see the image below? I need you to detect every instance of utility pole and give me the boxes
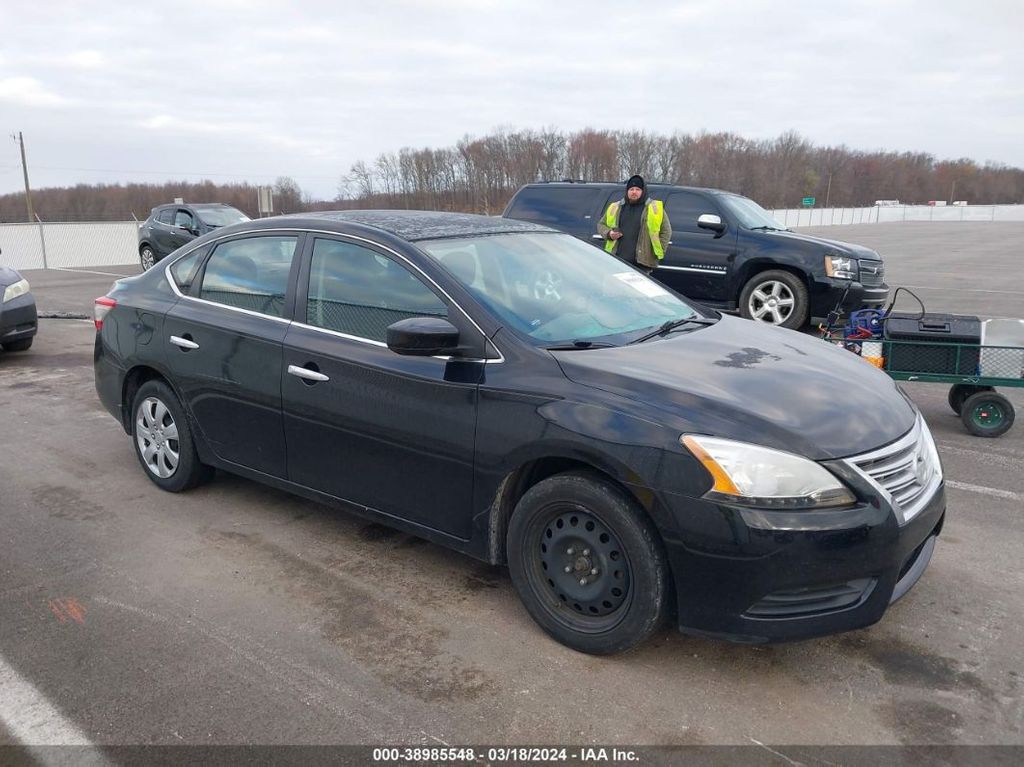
[824,171,833,209]
[12,131,35,223]
[949,178,956,205]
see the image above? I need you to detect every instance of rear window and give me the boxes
[505,187,602,228]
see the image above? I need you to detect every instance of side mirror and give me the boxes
[387,317,461,356]
[697,213,726,235]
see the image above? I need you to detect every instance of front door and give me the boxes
[657,191,737,303]
[282,236,481,539]
[163,233,300,477]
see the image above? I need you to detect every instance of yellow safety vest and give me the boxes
[603,199,665,259]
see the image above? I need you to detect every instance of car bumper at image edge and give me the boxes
[662,485,945,643]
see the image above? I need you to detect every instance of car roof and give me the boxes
[520,181,726,196]
[271,210,554,241]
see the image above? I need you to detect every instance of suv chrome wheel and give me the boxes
[135,396,179,478]
[747,280,795,325]
[140,246,156,271]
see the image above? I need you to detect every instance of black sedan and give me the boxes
[94,211,946,654]
[0,253,37,352]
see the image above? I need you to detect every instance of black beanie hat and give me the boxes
[626,174,645,191]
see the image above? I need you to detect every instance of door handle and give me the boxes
[591,234,604,240]
[287,364,329,383]
[169,335,199,350]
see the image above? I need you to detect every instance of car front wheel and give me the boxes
[739,270,809,329]
[132,380,212,491]
[507,471,669,655]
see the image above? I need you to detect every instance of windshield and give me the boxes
[196,206,250,227]
[718,194,787,230]
[419,232,702,346]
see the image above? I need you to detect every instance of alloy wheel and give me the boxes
[747,280,795,324]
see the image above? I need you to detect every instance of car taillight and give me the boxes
[94,297,117,330]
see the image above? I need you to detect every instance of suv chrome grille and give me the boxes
[844,416,942,525]
[860,260,885,286]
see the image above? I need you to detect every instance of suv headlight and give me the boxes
[682,435,856,509]
[824,254,858,280]
[3,278,30,303]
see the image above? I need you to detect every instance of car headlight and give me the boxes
[681,435,856,509]
[824,254,858,280]
[3,278,30,303]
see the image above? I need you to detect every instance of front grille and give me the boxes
[859,260,885,286]
[745,578,875,619]
[844,416,941,525]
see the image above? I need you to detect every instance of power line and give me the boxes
[29,164,343,181]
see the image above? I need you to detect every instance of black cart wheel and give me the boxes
[948,384,994,416]
[960,391,1014,437]
[506,471,669,655]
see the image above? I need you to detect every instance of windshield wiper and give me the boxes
[544,340,616,351]
[748,225,784,232]
[629,317,717,345]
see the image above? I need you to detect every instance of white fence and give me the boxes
[0,221,139,270]
[2,205,1023,269]
[769,204,1024,228]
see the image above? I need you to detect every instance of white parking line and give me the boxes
[945,480,1023,502]
[0,653,97,747]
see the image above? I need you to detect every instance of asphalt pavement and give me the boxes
[0,223,1021,752]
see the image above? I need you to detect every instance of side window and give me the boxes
[156,208,175,225]
[174,209,195,229]
[169,247,208,292]
[199,236,298,317]
[666,192,719,235]
[306,238,447,343]
[506,187,601,228]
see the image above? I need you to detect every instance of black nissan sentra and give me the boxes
[94,211,945,654]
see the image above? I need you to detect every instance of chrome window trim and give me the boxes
[164,226,504,363]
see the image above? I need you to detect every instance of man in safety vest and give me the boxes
[597,175,671,274]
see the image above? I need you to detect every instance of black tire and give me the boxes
[1,338,33,352]
[131,380,213,491]
[506,471,669,655]
[948,384,994,416]
[960,391,1014,438]
[739,269,809,330]
[140,245,157,271]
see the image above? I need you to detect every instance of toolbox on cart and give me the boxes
[883,312,982,375]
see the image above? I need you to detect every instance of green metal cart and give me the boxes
[824,335,1023,437]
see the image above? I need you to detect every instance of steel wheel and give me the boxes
[135,396,180,478]
[531,508,633,626]
[507,472,669,654]
[140,246,156,271]
[961,391,1014,437]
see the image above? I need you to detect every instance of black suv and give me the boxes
[504,182,889,329]
[137,203,249,270]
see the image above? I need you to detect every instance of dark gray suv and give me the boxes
[137,203,249,270]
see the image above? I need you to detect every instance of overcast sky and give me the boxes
[1,0,1022,201]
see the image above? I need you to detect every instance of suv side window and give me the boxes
[156,208,175,225]
[199,236,298,317]
[174,209,196,229]
[506,187,601,228]
[306,238,447,343]
[666,192,720,235]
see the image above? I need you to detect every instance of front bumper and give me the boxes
[810,279,890,320]
[660,482,945,643]
[0,293,38,344]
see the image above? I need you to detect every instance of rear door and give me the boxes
[152,208,176,255]
[163,233,301,477]
[658,191,737,302]
[281,235,482,539]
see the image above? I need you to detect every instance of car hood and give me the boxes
[0,265,24,286]
[761,229,881,260]
[553,315,914,460]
